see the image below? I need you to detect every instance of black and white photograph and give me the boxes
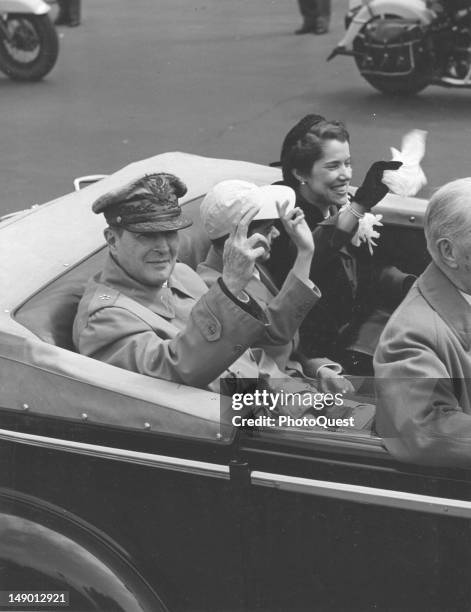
[2,1,471,611]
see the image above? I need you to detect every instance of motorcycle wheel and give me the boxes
[0,14,58,81]
[353,18,433,96]
[355,66,432,96]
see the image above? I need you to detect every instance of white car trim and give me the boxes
[2,429,467,515]
[0,428,230,480]
[251,471,471,518]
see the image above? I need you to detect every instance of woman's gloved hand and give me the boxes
[353,161,402,210]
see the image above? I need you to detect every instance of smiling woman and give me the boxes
[283,117,352,216]
[268,116,356,285]
[268,115,410,375]
[295,138,352,211]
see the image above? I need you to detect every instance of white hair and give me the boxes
[424,178,471,262]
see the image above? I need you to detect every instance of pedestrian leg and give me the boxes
[314,0,330,34]
[68,0,81,27]
[55,0,70,25]
[295,0,317,34]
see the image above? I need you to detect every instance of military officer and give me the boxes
[73,172,319,392]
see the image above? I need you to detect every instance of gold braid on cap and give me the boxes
[143,173,187,199]
[92,172,188,215]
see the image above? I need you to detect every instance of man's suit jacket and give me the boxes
[374,262,471,467]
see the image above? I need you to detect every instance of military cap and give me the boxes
[92,172,192,232]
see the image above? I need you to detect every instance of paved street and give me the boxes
[1,0,470,215]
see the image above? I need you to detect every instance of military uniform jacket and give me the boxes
[197,247,336,376]
[73,254,317,390]
[374,262,471,468]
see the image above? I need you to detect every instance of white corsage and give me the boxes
[351,212,383,255]
[382,130,428,197]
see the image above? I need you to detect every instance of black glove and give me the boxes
[352,161,403,210]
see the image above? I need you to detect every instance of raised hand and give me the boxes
[353,161,403,210]
[222,205,268,296]
[277,201,314,255]
[317,367,355,395]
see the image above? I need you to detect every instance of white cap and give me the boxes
[200,179,296,239]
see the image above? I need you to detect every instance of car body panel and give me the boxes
[0,490,167,612]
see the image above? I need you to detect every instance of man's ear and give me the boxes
[104,227,118,252]
[436,238,458,269]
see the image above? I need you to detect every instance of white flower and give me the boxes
[382,130,428,197]
[351,212,383,255]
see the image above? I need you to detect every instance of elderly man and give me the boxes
[374,178,471,468]
[73,172,319,393]
[197,179,354,394]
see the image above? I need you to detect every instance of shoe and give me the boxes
[68,1,81,27]
[295,24,315,35]
[55,17,80,26]
[314,18,329,34]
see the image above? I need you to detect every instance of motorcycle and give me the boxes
[328,0,471,95]
[0,0,58,81]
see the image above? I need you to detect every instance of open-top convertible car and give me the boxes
[1,152,471,612]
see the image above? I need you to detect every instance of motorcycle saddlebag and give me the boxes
[359,18,431,76]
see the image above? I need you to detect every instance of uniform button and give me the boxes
[234,344,243,353]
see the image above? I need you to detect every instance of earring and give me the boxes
[300,180,306,185]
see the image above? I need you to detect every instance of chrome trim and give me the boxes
[251,471,471,518]
[73,174,108,191]
[0,429,229,479]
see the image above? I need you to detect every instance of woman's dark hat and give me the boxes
[92,172,193,233]
[270,114,325,167]
[280,114,325,161]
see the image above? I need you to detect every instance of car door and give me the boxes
[235,411,471,612]
[3,365,471,612]
[0,355,251,612]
